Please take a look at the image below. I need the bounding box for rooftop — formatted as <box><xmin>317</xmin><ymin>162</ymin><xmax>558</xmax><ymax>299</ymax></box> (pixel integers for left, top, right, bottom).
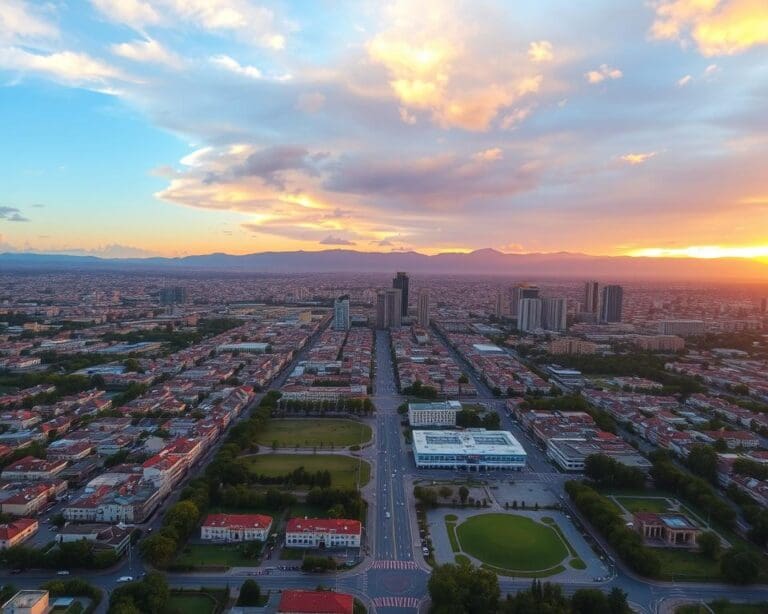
<box><xmin>412</xmin><ymin>429</ymin><xmax>526</xmax><ymax>456</ymax></box>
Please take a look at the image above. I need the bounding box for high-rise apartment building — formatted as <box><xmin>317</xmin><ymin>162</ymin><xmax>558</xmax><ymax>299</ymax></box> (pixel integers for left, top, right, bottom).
<box><xmin>495</xmin><ymin>288</ymin><xmax>508</xmax><ymax>318</ymax></box>
<box><xmin>518</xmin><ymin>298</ymin><xmax>542</xmax><ymax>332</ymax></box>
<box><xmin>542</xmin><ymin>297</ymin><xmax>567</xmax><ymax>332</ymax></box>
<box><xmin>417</xmin><ymin>288</ymin><xmax>430</xmax><ymax>327</ymax></box>
<box><xmin>584</xmin><ymin>281</ymin><xmax>599</xmax><ymax>313</ymax></box>
<box><xmin>511</xmin><ymin>284</ymin><xmax>540</xmax><ymax>318</ymax></box>
<box><xmin>333</xmin><ymin>295</ymin><xmax>350</xmax><ymax>331</ymax></box>
<box><xmin>392</xmin><ymin>272</ymin><xmax>409</xmax><ymax>317</ymax></box>
<box><xmin>376</xmin><ymin>288</ymin><xmax>402</xmax><ymax>329</ymax></box>
<box><xmin>600</xmin><ymin>285</ymin><xmax>624</xmax><ymax>323</ymax></box>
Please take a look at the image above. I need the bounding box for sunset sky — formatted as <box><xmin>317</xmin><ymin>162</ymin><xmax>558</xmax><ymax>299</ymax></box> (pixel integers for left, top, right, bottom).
<box><xmin>0</xmin><ymin>0</ymin><xmax>767</xmax><ymax>259</ymax></box>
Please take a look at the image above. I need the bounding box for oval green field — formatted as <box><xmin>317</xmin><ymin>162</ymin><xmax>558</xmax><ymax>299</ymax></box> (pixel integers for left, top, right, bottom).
<box><xmin>456</xmin><ymin>513</ymin><xmax>568</xmax><ymax>572</ymax></box>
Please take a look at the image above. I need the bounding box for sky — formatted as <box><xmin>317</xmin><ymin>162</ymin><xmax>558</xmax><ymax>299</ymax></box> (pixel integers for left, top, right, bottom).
<box><xmin>0</xmin><ymin>0</ymin><xmax>767</xmax><ymax>260</ymax></box>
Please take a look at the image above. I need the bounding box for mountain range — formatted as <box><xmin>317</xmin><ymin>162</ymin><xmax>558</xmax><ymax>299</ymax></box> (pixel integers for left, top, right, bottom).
<box><xmin>1</xmin><ymin>249</ymin><xmax>767</xmax><ymax>281</ymax></box>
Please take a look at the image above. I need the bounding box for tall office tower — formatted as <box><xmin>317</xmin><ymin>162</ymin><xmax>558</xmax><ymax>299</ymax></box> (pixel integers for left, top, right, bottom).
<box><xmin>761</xmin><ymin>298</ymin><xmax>768</xmax><ymax>313</ymax></box>
<box><xmin>600</xmin><ymin>285</ymin><xmax>624</xmax><ymax>323</ymax></box>
<box><xmin>494</xmin><ymin>288</ymin><xmax>508</xmax><ymax>318</ymax></box>
<box><xmin>584</xmin><ymin>281</ymin><xmax>599</xmax><ymax>313</ymax></box>
<box><xmin>333</xmin><ymin>295</ymin><xmax>350</xmax><ymax>331</ymax></box>
<box><xmin>375</xmin><ymin>291</ymin><xmax>387</xmax><ymax>329</ymax></box>
<box><xmin>417</xmin><ymin>288</ymin><xmax>430</xmax><ymax>327</ymax></box>
<box><xmin>385</xmin><ymin>288</ymin><xmax>402</xmax><ymax>328</ymax></box>
<box><xmin>159</xmin><ymin>286</ymin><xmax>187</xmax><ymax>306</ymax></box>
<box><xmin>518</xmin><ymin>298</ymin><xmax>543</xmax><ymax>332</ymax></box>
<box><xmin>542</xmin><ymin>297</ymin><xmax>568</xmax><ymax>332</ymax></box>
<box><xmin>392</xmin><ymin>272</ymin><xmax>410</xmax><ymax>317</ymax></box>
<box><xmin>511</xmin><ymin>284</ymin><xmax>540</xmax><ymax>317</ymax></box>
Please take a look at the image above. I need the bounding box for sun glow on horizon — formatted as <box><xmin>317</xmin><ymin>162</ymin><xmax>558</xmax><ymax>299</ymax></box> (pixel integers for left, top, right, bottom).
<box><xmin>628</xmin><ymin>245</ymin><xmax>768</xmax><ymax>261</ymax></box>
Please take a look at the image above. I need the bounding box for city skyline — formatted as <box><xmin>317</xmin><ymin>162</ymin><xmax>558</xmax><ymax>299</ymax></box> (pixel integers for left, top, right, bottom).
<box><xmin>1</xmin><ymin>1</ymin><xmax>767</xmax><ymax>264</ymax></box>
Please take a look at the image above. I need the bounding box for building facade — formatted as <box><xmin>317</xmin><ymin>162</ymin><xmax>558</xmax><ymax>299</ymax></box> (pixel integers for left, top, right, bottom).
<box><xmin>417</xmin><ymin>288</ymin><xmax>430</xmax><ymax>327</ymax></box>
<box><xmin>600</xmin><ymin>285</ymin><xmax>624</xmax><ymax>323</ymax></box>
<box><xmin>392</xmin><ymin>272</ymin><xmax>409</xmax><ymax>317</ymax></box>
<box><xmin>285</xmin><ymin>518</ymin><xmax>362</xmax><ymax>549</ymax></box>
<box><xmin>412</xmin><ymin>429</ymin><xmax>527</xmax><ymax>471</ymax></box>
<box><xmin>201</xmin><ymin>513</ymin><xmax>273</xmax><ymax>542</ymax></box>
<box><xmin>408</xmin><ymin>400</ymin><xmax>461</xmax><ymax>427</ymax></box>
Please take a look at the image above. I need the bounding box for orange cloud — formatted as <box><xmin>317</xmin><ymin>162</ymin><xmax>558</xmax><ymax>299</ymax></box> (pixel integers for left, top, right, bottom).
<box><xmin>650</xmin><ymin>0</ymin><xmax>768</xmax><ymax>56</ymax></box>
<box><xmin>620</xmin><ymin>152</ymin><xmax>657</xmax><ymax>164</ymax></box>
<box><xmin>585</xmin><ymin>64</ymin><xmax>623</xmax><ymax>84</ymax></box>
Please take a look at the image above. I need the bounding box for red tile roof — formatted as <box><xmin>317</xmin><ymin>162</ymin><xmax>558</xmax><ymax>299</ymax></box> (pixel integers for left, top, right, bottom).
<box><xmin>278</xmin><ymin>590</ymin><xmax>354</xmax><ymax>614</ymax></box>
<box><xmin>202</xmin><ymin>513</ymin><xmax>272</xmax><ymax>530</ymax></box>
<box><xmin>0</xmin><ymin>518</ymin><xmax>37</xmax><ymax>540</ymax></box>
<box><xmin>285</xmin><ymin>518</ymin><xmax>361</xmax><ymax>535</ymax></box>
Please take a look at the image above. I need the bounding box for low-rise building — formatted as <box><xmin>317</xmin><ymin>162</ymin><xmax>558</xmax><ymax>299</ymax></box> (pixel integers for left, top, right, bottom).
<box><xmin>1</xmin><ymin>456</ymin><xmax>67</xmax><ymax>481</ymax></box>
<box><xmin>277</xmin><ymin>590</ymin><xmax>354</xmax><ymax>614</ymax></box>
<box><xmin>408</xmin><ymin>400</ymin><xmax>461</xmax><ymax>428</ymax></box>
<box><xmin>412</xmin><ymin>429</ymin><xmax>526</xmax><ymax>471</ymax></box>
<box><xmin>633</xmin><ymin>512</ymin><xmax>700</xmax><ymax>548</ymax></box>
<box><xmin>1</xmin><ymin>590</ymin><xmax>49</xmax><ymax>614</ymax></box>
<box><xmin>200</xmin><ymin>513</ymin><xmax>272</xmax><ymax>542</ymax></box>
<box><xmin>285</xmin><ymin>518</ymin><xmax>361</xmax><ymax>549</ymax></box>
<box><xmin>0</xmin><ymin>518</ymin><xmax>38</xmax><ymax>549</ymax></box>
<box><xmin>56</xmin><ymin>524</ymin><xmax>131</xmax><ymax>555</ymax></box>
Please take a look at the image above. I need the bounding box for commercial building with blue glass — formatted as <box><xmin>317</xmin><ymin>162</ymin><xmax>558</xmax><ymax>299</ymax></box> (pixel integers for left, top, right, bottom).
<box><xmin>412</xmin><ymin>429</ymin><xmax>526</xmax><ymax>471</ymax></box>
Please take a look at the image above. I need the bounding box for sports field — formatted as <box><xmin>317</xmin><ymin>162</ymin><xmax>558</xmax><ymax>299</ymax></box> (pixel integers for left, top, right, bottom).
<box><xmin>615</xmin><ymin>496</ymin><xmax>672</xmax><ymax>514</ymax></box>
<box><xmin>456</xmin><ymin>513</ymin><xmax>569</xmax><ymax>572</ymax></box>
<box><xmin>245</xmin><ymin>454</ymin><xmax>371</xmax><ymax>488</ymax></box>
<box><xmin>256</xmin><ymin>419</ymin><xmax>371</xmax><ymax>448</ymax></box>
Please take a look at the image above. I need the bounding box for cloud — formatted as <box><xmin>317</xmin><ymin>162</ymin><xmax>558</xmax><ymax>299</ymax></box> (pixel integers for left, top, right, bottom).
<box><xmin>620</xmin><ymin>152</ymin><xmax>657</xmax><ymax>165</ymax></box>
<box><xmin>90</xmin><ymin>0</ymin><xmax>287</xmax><ymax>49</ymax></box>
<box><xmin>366</xmin><ymin>0</ymin><xmax>545</xmax><ymax>131</ymax></box>
<box><xmin>585</xmin><ymin>64</ymin><xmax>623</xmax><ymax>84</ymax></box>
<box><xmin>232</xmin><ymin>145</ymin><xmax>324</xmax><ymax>188</ymax></box>
<box><xmin>209</xmin><ymin>54</ymin><xmax>262</xmax><ymax>79</ymax></box>
<box><xmin>0</xmin><ymin>206</ymin><xmax>29</xmax><ymax>222</ymax></box>
<box><xmin>0</xmin><ymin>47</ymin><xmax>132</xmax><ymax>91</ymax></box>
<box><xmin>677</xmin><ymin>74</ymin><xmax>693</xmax><ymax>86</ymax></box>
<box><xmin>528</xmin><ymin>41</ymin><xmax>554</xmax><ymax>62</ymax></box>
<box><xmin>319</xmin><ymin>235</ymin><xmax>356</xmax><ymax>246</ymax></box>
<box><xmin>111</xmin><ymin>38</ymin><xmax>183</xmax><ymax>68</ymax></box>
<box><xmin>500</xmin><ymin>106</ymin><xmax>533</xmax><ymax>130</ymax></box>
<box><xmin>296</xmin><ymin>92</ymin><xmax>325</xmax><ymax>113</ymax></box>
<box><xmin>650</xmin><ymin>0</ymin><xmax>768</xmax><ymax>56</ymax></box>
<box><xmin>0</xmin><ymin>0</ymin><xmax>59</xmax><ymax>45</ymax></box>
<box><xmin>474</xmin><ymin>148</ymin><xmax>503</xmax><ymax>162</ymax></box>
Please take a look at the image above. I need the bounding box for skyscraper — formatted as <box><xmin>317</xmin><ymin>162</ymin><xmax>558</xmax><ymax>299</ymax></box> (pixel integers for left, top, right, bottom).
<box><xmin>417</xmin><ymin>288</ymin><xmax>430</xmax><ymax>327</ymax></box>
<box><xmin>333</xmin><ymin>295</ymin><xmax>350</xmax><ymax>331</ymax></box>
<box><xmin>511</xmin><ymin>284</ymin><xmax>540</xmax><ymax>318</ymax></box>
<box><xmin>584</xmin><ymin>281</ymin><xmax>599</xmax><ymax>314</ymax></box>
<box><xmin>518</xmin><ymin>298</ymin><xmax>542</xmax><ymax>332</ymax></box>
<box><xmin>159</xmin><ymin>286</ymin><xmax>187</xmax><ymax>306</ymax></box>
<box><xmin>375</xmin><ymin>291</ymin><xmax>387</xmax><ymax>329</ymax></box>
<box><xmin>494</xmin><ymin>288</ymin><xmax>508</xmax><ymax>318</ymax></box>
<box><xmin>392</xmin><ymin>272</ymin><xmax>409</xmax><ymax>317</ymax></box>
<box><xmin>385</xmin><ymin>288</ymin><xmax>402</xmax><ymax>328</ymax></box>
<box><xmin>600</xmin><ymin>285</ymin><xmax>624</xmax><ymax>323</ymax></box>
<box><xmin>542</xmin><ymin>297</ymin><xmax>567</xmax><ymax>332</ymax></box>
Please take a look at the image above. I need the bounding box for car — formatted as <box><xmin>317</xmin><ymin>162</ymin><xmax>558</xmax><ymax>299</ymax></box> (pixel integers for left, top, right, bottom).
<box><xmin>385</xmin><ymin>512</ymin><xmax>391</xmax><ymax>518</ymax></box>
<box><xmin>57</xmin><ymin>571</ymin><xmax>70</xmax><ymax>576</ymax></box>
<box><xmin>9</xmin><ymin>569</ymin><xmax>22</xmax><ymax>575</ymax></box>
<box><xmin>117</xmin><ymin>576</ymin><xmax>133</xmax><ymax>583</ymax></box>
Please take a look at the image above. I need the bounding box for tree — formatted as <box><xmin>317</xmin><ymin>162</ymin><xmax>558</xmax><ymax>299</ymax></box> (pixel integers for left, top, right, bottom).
<box><xmin>139</xmin><ymin>534</ymin><xmax>176</xmax><ymax>568</ymax></box>
<box><xmin>571</xmin><ymin>588</ymin><xmax>610</xmax><ymax>614</ymax></box>
<box><xmin>237</xmin><ymin>579</ymin><xmax>261</xmax><ymax>606</ymax></box>
<box><xmin>698</xmin><ymin>531</ymin><xmax>721</xmax><ymax>560</ymax></box>
<box><xmin>458</xmin><ymin>486</ymin><xmax>469</xmax><ymax>505</ymax></box>
<box><xmin>163</xmin><ymin>500</ymin><xmax>200</xmax><ymax>539</ymax></box>
<box><xmin>458</xmin><ymin>374</ymin><xmax>469</xmax><ymax>398</ymax></box>
<box><xmin>686</xmin><ymin>444</ymin><xmax>718</xmax><ymax>483</ymax></box>
<box><xmin>428</xmin><ymin>561</ymin><xmax>499</xmax><ymax>614</ymax></box>
<box><xmin>607</xmin><ymin>587</ymin><xmax>631</xmax><ymax>614</ymax></box>
<box><xmin>720</xmin><ymin>548</ymin><xmax>760</xmax><ymax>584</ymax></box>
<box><xmin>438</xmin><ymin>486</ymin><xmax>453</xmax><ymax>500</ymax></box>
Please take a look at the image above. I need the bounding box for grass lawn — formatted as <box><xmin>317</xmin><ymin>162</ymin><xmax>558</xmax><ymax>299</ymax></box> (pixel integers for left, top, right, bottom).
<box><xmin>677</xmin><ymin>603</ymin><xmax>768</xmax><ymax>614</ymax></box>
<box><xmin>164</xmin><ymin>594</ymin><xmax>217</xmax><ymax>614</ymax></box>
<box><xmin>445</xmin><ymin>520</ymin><xmax>460</xmax><ymax>553</ymax></box>
<box><xmin>280</xmin><ymin>548</ymin><xmax>305</xmax><ymax>560</ymax></box>
<box><xmin>615</xmin><ymin>496</ymin><xmax>672</xmax><ymax>514</ymax></box>
<box><xmin>654</xmin><ymin>548</ymin><xmax>722</xmax><ymax>581</ymax></box>
<box><xmin>256</xmin><ymin>419</ymin><xmax>372</xmax><ymax>448</ymax></box>
<box><xmin>456</xmin><ymin>514</ymin><xmax>569</xmax><ymax>572</ymax></box>
<box><xmin>174</xmin><ymin>543</ymin><xmax>261</xmax><ymax>568</ymax></box>
<box><xmin>570</xmin><ymin>558</ymin><xmax>586</xmax><ymax>569</ymax></box>
<box><xmin>245</xmin><ymin>454</ymin><xmax>371</xmax><ymax>489</ymax></box>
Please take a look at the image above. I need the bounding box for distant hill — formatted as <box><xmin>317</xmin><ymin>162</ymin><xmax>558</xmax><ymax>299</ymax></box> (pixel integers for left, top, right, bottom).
<box><xmin>1</xmin><ymin>249</ymin><xmax>766</xmax><ymax>281</ymax></box>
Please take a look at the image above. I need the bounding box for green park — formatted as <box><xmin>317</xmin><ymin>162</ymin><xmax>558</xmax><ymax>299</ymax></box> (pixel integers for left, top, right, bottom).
<box><xmin>255</xmin><ymin>418</ymin><xmax>372</xmax><ymax>448</ymax></box>
<box><xmin>244</xmin><ymin>453</ymin><xmax>371</xmax><ymax>489</ymax></box>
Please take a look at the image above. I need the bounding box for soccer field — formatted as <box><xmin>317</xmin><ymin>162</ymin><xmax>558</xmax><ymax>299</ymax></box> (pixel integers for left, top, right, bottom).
<box><xmin>456</xmin><ymin>513</ymin><xmax>569</xmax><ymax>572</ymax></box>
<box><xmin>256</xmin><ymin>419</ymin><xmax>372</xmax><ymax>448</ymax></box>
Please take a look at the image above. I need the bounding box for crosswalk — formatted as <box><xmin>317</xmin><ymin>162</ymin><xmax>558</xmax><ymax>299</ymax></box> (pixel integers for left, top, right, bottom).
<box><xmin>372</xmin><ymin>596</ymin><xmax>421</xmax><ymax>608</ymax></box>
<box><xmin>370</xmin><ymin>559</ymin><xmax>419</xmax><ymax>570</ymax></box>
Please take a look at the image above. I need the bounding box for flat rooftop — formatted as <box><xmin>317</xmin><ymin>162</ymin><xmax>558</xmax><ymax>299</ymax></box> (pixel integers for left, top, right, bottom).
<box><xmin>409</xmin><ymin>400</ymin><xmax>462</xmax><ymax>411</ymax></box>
<box><xmin>412</xmin><ymin>429</ymin><xmax>526</xmax><ymax>456</ymax></box>
<box><xmin>472</xmin><ymin>343</ymin><xmax>504</xmax><ymax>353</ymax></box>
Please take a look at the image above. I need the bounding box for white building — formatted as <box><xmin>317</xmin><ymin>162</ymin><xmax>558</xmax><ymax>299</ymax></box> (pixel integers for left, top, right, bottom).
<box><xmin>542</xmin><ymin>297</ymin><xmax>567</xmax><ymax>332</ymax></box>
<box><xmin>412</xmin><ymin>429</ymin><xmax>527</xmax><ymax>471</ymax></box>
<box><xmin>518</xmin><ymin>298</ymin><xmax>542</xmax><ymax>333</ymax></box>
<box><xmin>408</xmin><ymin>400</ymin><xmax>461</xmax><ymax>427</ymax></box>
<box><xmin>285</xmin><ymin>518</ymin><xmax>361</xmax><ymax>549</ymax></box>
<box><xmin>333</xmin><ymin>295</ymin><xmax>350</xmax><ymax>331</ymax></box>
<box><xmin>658</xmin><ymin>320</ymin><xmax>705</xmax><ymax>336</ymax></box>
<box><xmin>201</xmin><ymin>513</ymin><xmax>273</xmax><ymax>542</ymax></box>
